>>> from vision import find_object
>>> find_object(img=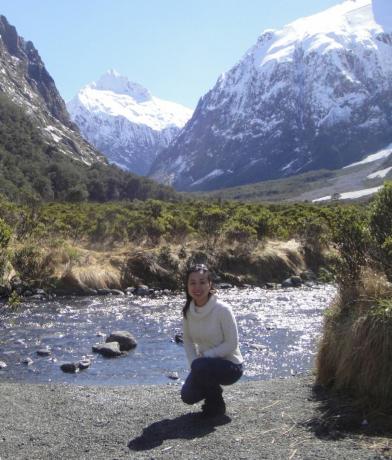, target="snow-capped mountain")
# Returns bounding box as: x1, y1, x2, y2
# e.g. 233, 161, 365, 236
67, 70, 193, 175
0, 15, 104, 166
150, 0, 392, 191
